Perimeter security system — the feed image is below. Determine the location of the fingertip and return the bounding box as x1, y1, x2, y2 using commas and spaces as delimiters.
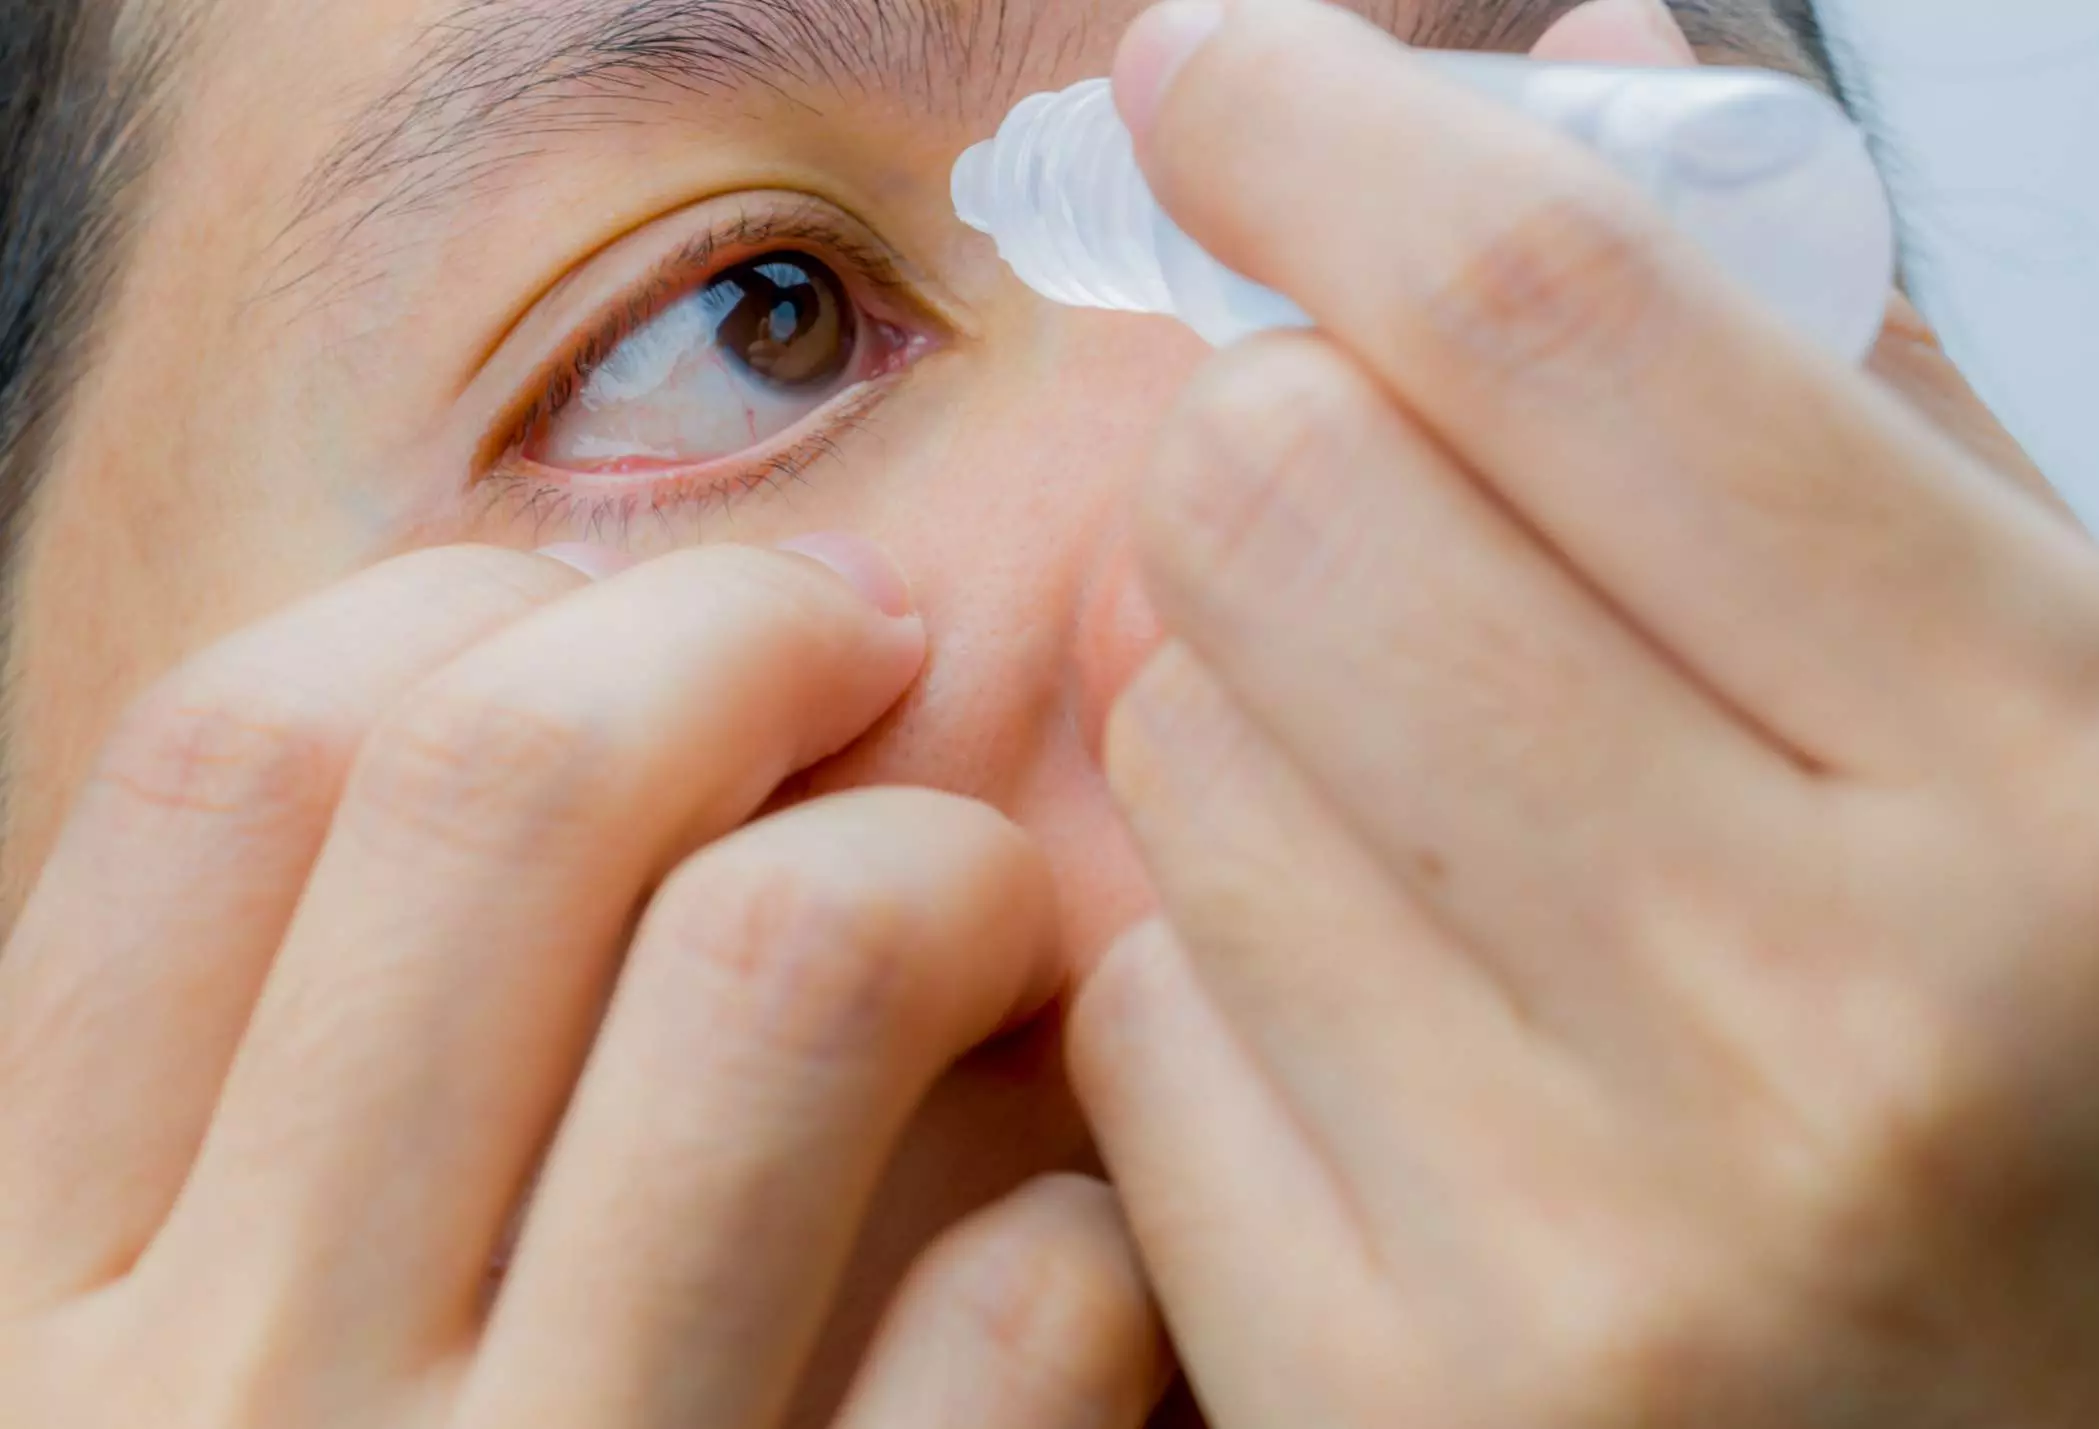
1113, 0, 1226, 143
534, 541, 639, 581
1529, 0, 1698, 66
1066, 918, 1189, 1102
775, 532, 918, 619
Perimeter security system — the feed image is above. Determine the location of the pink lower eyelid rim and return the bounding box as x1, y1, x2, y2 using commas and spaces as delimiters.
533, 316, 893, 477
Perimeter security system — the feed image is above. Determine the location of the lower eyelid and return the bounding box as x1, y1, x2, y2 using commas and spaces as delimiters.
480, 375, 901, 541
519, 306, 917, 480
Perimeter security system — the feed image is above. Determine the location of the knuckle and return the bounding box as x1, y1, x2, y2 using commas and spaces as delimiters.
939, 1181, 1146, 1407
1794, 1004, 2009, 1260
646, 849, 916, 1064
1138, 336, 1378, 607
1541, 1266, 1727, 1426
953, 1221, 1099, 1353
113, 1272, 312, 1429
1736, 966, 2068, 1323
95, 680, 341, 828
1999, 751, 2099, 934
343, 679, 606, 857
1426, 186, 1675, 388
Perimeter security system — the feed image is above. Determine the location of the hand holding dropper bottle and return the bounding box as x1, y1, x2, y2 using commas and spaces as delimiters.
953, 57, 1895, 358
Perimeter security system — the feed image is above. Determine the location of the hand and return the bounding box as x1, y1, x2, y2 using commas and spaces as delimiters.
0, 540, 1166, 1429
1070, 0, 2099, 1425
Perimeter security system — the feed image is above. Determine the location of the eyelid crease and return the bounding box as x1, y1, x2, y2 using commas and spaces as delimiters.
468, 185, 962, 382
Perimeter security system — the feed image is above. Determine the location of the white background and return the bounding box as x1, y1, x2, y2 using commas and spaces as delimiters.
1820, 0, 2099, 519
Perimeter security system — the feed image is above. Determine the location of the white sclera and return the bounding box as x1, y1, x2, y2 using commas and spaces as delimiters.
952, 60, 1896, 359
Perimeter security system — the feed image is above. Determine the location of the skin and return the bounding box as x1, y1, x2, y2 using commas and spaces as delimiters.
1079, 1, 2099, 1424
0, 0, 2089, 1423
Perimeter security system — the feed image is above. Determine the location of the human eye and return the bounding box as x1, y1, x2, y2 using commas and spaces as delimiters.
481, 196, 945, 536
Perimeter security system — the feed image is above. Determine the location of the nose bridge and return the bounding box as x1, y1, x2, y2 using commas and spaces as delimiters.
1022, 310, 1195, 759
1072, 509, 1163, 759
881, 305, 1199, 783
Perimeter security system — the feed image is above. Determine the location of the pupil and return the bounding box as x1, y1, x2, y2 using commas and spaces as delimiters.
714, 253, 854, 389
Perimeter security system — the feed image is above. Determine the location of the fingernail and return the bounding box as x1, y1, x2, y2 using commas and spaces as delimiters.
1529, 0, 1695, 66
535, 542, 638, 580
1114, 0, 1226, 143
1627, 0, 1698, 62
775, 532, 916, 618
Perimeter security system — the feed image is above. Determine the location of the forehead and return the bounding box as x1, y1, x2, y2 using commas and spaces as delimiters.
115, 0, 1810, 391
273, 0, 1213, 261
197, 0, 1797, 268
116, 0, 1811, 362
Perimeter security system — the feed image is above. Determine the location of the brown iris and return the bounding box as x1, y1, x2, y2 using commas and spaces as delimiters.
710, 253, 855, 389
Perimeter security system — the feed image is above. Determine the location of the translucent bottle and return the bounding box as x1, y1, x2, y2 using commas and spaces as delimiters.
951, 61, 1896, 357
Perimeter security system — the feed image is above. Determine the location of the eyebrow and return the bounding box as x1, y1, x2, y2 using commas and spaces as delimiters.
272, 0, 1812, 304
271, 0, 1072, 301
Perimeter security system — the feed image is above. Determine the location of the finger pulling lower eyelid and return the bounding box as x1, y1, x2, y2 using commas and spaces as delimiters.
774, 532, 918, 618
530, 535, 916, 619
1114, 0, 1226, 142
535, 543, 640, 580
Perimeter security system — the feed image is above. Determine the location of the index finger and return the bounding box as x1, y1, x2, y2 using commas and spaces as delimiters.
1116, 0, 2099, 777
459, 791, 1064, 1429
143, 541, 927, 1365
0, 545, 586, 1307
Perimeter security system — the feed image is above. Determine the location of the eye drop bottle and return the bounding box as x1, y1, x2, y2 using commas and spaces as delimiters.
951, 60, 1895, 358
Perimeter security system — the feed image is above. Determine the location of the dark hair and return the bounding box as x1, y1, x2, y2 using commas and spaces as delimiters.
0, 0, 172, 593
1769, 0, 1849, 109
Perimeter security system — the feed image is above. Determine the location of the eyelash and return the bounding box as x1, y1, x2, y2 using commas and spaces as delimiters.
479, 202, 932, 540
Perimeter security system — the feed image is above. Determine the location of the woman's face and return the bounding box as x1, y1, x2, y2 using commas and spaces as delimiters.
0, 0, 1819, 1416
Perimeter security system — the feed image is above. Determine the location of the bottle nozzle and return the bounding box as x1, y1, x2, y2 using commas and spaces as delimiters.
952, 141, 996, 234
